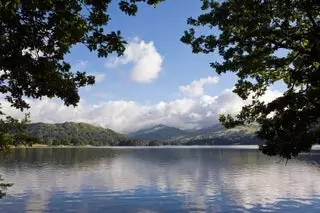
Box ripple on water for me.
[0,148,319,213]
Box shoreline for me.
[12,144,320,150]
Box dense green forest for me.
[26,122,143,146]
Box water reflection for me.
[0,148,319,213]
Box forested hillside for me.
[26,122,135,146]
[129,124,262,145]
[25,122,263,146]
[129,124,190,140]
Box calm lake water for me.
[0,147,319,213]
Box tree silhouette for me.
[181,0,320,158]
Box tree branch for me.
[306,10,317,29]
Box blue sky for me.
[4,1,283,133]
[65,0,237,104]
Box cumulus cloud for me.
[179,76,219,97]
[0,72,283,133]
[0,87,282,134]
[105,38,163,83]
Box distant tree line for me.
[25,122,171,147]
[21,122,266,147]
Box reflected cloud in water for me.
[0,148,319,212]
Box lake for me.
[0,147,319,213]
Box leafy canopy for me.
[0,0,163,112]
[181,0,320,158]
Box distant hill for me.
[25,122,263,146]
[26,122,133,146]
[191,124,225,136]
[129,124,190,141]
[129,124,226,141]
[179,124,263,145]
[129,123,263,145]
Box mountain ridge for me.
[129,123,261,144]
[129,123,226,140]
[24,122,262,146]
[129,124,190,141]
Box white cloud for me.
[179,76,219,97]
[0,87,281,134]
[258,89,283,103]
[200,95,218,107]
[0,74,282,133]
[105,38,163,83]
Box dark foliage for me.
[181,0,320,158]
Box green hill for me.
[25,122,263,146]
[129,124,190,141]
[180,124,263,145]
[129,124,262,145]
[26,122,134,146]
